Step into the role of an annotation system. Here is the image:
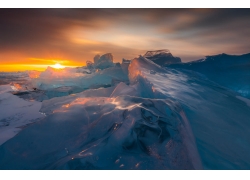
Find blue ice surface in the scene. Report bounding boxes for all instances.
[0,55,250,170]
[168,53,250,99]
[129,56,250,169]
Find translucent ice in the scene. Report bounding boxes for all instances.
[129,56,250,169]
[0,95,202,170]
[143,49,181,66]
[94,53,114,69]
[1,52,250,170]
[31,66,128,92]
[168,53,250,98]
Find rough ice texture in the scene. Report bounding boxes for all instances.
[121,58,131,75]
[168,53,250,98]
[31,66,128,92]
[129,56,250,169]
[1,52,250,170]
[0,85,44,145]
[0,56,202,170]
[143,49,181,66]
[94,53,114,69]
[0,95,202,170]
[0,71,29,85]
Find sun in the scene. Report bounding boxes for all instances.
[52,63,65,69]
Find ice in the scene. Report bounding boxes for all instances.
[121,58,131,75]
[93,54,101,64]
[143,49,181,66]
[0,72,29,85]
[94,53,114,69]
[168,53,250,98]
[0,95,202,170]
[236,96,250,107]
[0,85,45,145]
[129,56,250,169]
[86,61,94,71]
[31,66,128,95]
[1,51,250,170]
[110,82,138,97]
[40,86,116,115]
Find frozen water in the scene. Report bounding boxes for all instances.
[31,66,128,94]
[0,52,250,170]
[0,72,29,85]
[121,58,131,75]
[129,56,250,169]
[143,49,181,66]
[94,53,114,69]
[168,53,250,98]
[0,95,202,170]
[0,85,45,145]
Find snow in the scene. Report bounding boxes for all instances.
[0,85,45,145]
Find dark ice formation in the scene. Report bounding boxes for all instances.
[143,49,181,66]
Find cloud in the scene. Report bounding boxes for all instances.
[0,8,250,67]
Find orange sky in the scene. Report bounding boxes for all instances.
[1,9,250,72]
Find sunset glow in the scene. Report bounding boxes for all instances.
[1,6,250,171]
[52,63,65,69]
[1,9,250,72]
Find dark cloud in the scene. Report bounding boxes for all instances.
[0,8,250,65]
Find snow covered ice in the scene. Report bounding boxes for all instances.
[0,85,44,146]
[0,51,250,170]
[168,53,250,99]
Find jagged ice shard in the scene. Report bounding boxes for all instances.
[168,53,250,98]
[0,51,250,170]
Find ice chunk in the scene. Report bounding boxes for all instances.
[31,66,128,93]
[11,89,48,102]
[27,70,41,79]
[169,53,250,98]
[0,96,202,170]
[143,49,181,66]
[86,61,94,71]
[110,82,138,97]
[40,86,116,115]
[129,56,250,169]
[93,54,101,64]
[121,58,131,75]
[45,86,84,99]
[94,53,114,69]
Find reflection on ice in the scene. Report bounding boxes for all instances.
[129,56,250,169]
[1,51,250,170]
[0,95,202,169]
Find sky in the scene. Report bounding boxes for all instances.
[1,8,250,71]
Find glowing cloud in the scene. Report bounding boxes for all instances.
[52,63,65,69]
